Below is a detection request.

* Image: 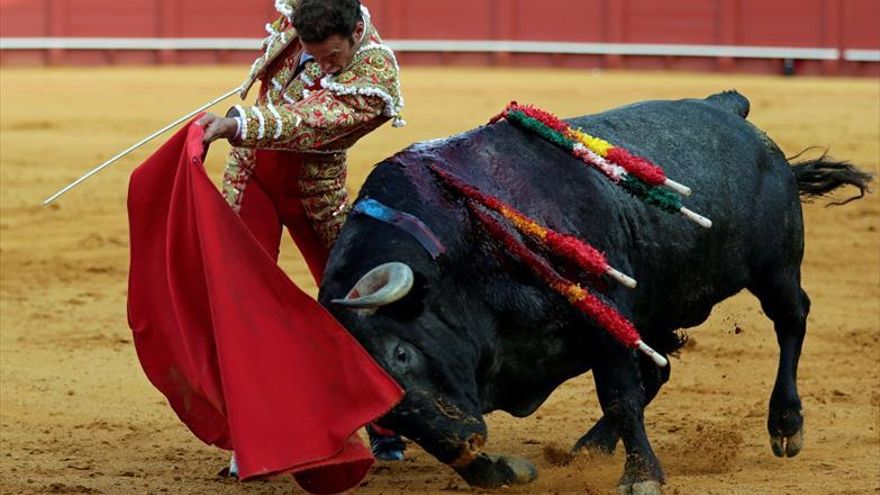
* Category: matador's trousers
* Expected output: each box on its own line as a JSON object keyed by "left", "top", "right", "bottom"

{"left": 224, "top": 149, "right": 349, "bottom": 283}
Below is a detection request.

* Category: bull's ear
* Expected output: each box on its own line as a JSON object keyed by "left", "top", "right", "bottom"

{"left": 331, "top": 262, "right": 414, "bottom": 313}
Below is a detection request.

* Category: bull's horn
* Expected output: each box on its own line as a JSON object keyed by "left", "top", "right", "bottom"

{"left": 331, "top": 262, "right": 414, "bottom": 310}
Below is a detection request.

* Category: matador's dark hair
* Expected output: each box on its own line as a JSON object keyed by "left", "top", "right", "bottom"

{"left": 293, "top": 0, "right": 362, "bottom": 44}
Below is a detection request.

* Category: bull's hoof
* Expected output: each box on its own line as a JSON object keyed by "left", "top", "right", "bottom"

{"left": 486, "top": 454, "right": 537, "bottom": 485}
{"left": 768, "top": 406, "right": 804, "bottom": 458}
{"left": 770, "top": 425, "right": 804, "bottom": 458}
{"left": 618, "top": 480, "right": 663, "bottom": 495}
{"left": 454, "top": 453, "right": 537, "bottom": 488}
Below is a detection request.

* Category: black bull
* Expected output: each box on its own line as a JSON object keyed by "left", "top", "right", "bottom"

{"left": 317, "top": 92, "right": 871, "bottom": 493}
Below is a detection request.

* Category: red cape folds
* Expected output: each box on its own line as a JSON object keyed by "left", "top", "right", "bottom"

{"left": 126, "top": 119, "right": 403, "bottom": 494}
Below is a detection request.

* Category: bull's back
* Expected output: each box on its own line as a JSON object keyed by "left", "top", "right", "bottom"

{"left": 567, "top": 96, "right": 803, "bottom": 330}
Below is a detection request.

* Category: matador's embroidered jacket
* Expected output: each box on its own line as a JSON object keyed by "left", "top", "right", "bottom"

{"left": 222, "top": 1, "right": 404, "bottom": 247}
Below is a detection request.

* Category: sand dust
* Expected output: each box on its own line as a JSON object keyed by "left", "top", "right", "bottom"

{"left": 1, "top": 67, "right": 878, "bottom": 494}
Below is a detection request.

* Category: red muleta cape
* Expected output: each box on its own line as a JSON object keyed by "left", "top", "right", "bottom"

{"left": 126, "top": 119, "right": 403, "bottom": 494}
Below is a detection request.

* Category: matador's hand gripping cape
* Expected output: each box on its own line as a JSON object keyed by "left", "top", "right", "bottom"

{"left": 127, "top": 120, "right": 403, "bottom": 494}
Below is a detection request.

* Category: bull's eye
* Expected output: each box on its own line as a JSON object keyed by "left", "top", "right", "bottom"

{"left": 394, "top": 345, "right": 408, "bottom": 363}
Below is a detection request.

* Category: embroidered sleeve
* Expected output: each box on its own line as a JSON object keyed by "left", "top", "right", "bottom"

{"left": 231, "top": 41, "right": 403, "bottom": 150}
{"left": 232, "top": 90, "right": 386, "bottom": 151}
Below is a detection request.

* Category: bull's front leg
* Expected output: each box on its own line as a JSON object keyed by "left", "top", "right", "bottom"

{"left": 593, "top": 346, "right": 664, "bottom": 495}
{"left": 574, "top": 352, "right": 671, "bottom": 455}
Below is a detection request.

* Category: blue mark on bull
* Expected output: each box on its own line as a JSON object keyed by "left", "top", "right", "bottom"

{"left": 352, "top": 198, "right": 446, "bottom": 259}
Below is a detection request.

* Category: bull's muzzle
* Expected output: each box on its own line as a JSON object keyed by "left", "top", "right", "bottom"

{"left": 448, "top": 433, "right": 486, "bottom": 468}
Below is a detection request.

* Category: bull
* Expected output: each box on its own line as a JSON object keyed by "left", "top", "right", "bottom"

{"left": 317, "top": 91, "right": 871, "bottom": 494}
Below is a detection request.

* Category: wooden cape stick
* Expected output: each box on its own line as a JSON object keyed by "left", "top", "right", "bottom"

{"left": 42, "top": 87, "right": 240, "bottom": 206}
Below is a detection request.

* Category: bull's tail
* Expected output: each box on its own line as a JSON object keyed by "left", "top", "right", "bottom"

{"left": 791, "top": 152, "right": 873, "bottom": 206}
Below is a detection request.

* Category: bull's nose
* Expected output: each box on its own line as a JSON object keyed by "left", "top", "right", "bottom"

{"left": 449, "top": 433, "right": 486, "bottom": 468}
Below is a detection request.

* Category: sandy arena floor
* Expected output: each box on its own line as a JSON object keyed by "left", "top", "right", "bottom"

{"left": 0, "top": 67, "right": 878, "bottom": 495}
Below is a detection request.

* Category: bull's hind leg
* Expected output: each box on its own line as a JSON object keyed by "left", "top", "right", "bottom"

{"left": 573, "top": 353, "right": 670, "bottom": 455}
{"left": 749, "top": 269, "right": 810, "bottom": 458}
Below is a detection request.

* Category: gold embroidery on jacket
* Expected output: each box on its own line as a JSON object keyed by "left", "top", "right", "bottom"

{"left": 224, "top": 6, "right": 401, "bottom": 248}
{"left": 299, "top": 152, "right": 350, "bottom": 247}
{"left": 222, "top": 147, "right": 256, "bottom": 212}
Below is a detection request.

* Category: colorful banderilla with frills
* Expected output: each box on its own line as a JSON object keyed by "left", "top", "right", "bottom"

{"left": 430, "top": 165, "right": 668, "bottom": 368}
{"left": 431, "top": 166, "right": 636, "bottom": 288}
{"left": 489, "top": 102, "right": 712, "bottom": 229}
